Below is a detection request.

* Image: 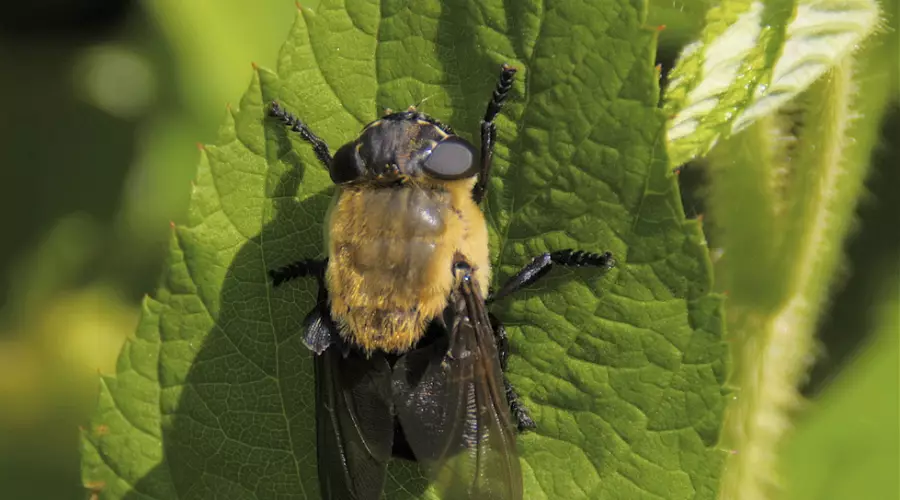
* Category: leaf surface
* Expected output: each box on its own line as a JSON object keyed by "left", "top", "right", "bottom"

{"left": 81, "top": 1, "right": 727, "bottom": 498}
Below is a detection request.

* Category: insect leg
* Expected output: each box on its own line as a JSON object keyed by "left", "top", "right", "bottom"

{"left": 269, "top": 258, "right": 333, "bottom": 352}
{"left": 269, "top": 101, "right": 333, "bottom": 168}
{"left": 268, "top": 258, "right": 327, "bottom": 287}
{"left": 489, "top": 313, "right": 536, "bottom": 432}
{"left": 472, "top": 64, "right": 517, "bottom": 204}
{"left": 489, "top": 250, "right": 615, "bottom": 303}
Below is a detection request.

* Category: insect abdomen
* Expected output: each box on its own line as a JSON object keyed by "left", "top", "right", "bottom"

{"left": 326, "top": 185, "right": 466, "bottom": 353}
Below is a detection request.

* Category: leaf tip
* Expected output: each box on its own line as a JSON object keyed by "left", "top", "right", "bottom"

{"left": 656, "top": 24, "right": 667, "bottom": 32}
{"left": 195, "top": 142, "right": 205, "bottom": 151}
{"left": 169, "top": 221, "right": 177, "bottom": 230}
{"left": 251, "top": 61, "right": 259, "bottom": 70}
{"left": 295, "top": 1, "right": 302, "bottom": 10}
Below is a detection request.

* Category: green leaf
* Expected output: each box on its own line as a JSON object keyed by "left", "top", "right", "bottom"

{"left": 663, "top": 0, "right": 880, "bottom": 166}
{"left": 81, "top": 1, "right": 728, "bottom": 498}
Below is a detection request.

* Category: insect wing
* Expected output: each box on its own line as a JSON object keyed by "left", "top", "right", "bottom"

{"left": 308, "top": 306, "right": 394, "bottom": 500}
{"left": 392, "top": 274, "right": 523, "bottom": 499}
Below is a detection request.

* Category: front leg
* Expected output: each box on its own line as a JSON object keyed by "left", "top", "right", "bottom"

{"left": 269, "top": 102, "right": 333, "bottom": 168}
{"left": 472, "top": 64, "right": 517, "bottom": 204}
{"left": 489, "top": 249, "right": 614, "bottom": 303}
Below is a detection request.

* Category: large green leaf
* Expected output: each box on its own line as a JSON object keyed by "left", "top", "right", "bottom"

{"left": 81, "top": 1, "right": 727, "bottom": 498}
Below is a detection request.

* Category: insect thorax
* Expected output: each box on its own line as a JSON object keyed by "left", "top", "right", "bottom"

{"left": 325, "top": 181, "right": 490, "bottom": 353}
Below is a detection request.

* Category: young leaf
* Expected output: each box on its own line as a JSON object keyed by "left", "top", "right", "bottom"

{"left": 664, "top": 0, "right": 880, "bottom": 166}
{"left": 81, "top": 1, "right": 728, "bottom": 498}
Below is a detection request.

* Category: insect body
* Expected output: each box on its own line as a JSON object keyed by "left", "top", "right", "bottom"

{"left": 324, "top": 115, "right": 490, "bottom": 353}
{"left": 269, "top": 65, "right": 614, "bottom": 500}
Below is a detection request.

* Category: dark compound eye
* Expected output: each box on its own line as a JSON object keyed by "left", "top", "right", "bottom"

{"left": 422, "top": 137, "right": 478, "bottom": 180}
{"left": 330, "top": 142, "right": 365, "bottom": 184}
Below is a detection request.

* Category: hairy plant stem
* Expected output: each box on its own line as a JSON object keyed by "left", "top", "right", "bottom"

{"left": 718, "top": 55, "right": 871, "bottom": 500}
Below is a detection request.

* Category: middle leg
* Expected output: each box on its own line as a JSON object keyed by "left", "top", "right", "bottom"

{"left": 489, "top": 249, "right": 614, "bottom": 303}
{"left": 269, "top": 258, "right": 327, "bottom": 287}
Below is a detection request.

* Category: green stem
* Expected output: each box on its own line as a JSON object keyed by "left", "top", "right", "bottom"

{"left": 719, "top": 54, "right": 875, "bottom": 499}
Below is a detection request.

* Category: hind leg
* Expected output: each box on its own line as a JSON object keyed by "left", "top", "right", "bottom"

{"left": 489, "top": 313, "right": 536, "bottom": 432}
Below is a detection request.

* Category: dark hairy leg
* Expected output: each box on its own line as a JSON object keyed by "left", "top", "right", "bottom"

{"left": 488, "top": 313, "right": 537, "bottom": 432}
{"left": 268, "top": 259, "right": 338, "bottom": 355}
{"left": 489, "top": 249, "right": 614, "bottom": 303}
{"left": 485, "top": 249, "right": 614, "bottom": 430}
{"left": 269, "top": 101, "right": 333, "bottom": 168}
{"left": 472, "top": 64, "right": 517, "bottom": 204}
{"left": 268, "top": 258, "right": 327, "bottom": 287}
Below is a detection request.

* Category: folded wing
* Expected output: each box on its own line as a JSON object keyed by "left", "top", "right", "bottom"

{"left": 308, "top": 306, "right": 394, "bottom": 500}
{"left": 392, "top": 268, "right": 523, "bottom": 499}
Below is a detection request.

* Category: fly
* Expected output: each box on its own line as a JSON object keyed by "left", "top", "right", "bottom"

{"left": 267, "top": 64, "right": 614, "bottom": 500}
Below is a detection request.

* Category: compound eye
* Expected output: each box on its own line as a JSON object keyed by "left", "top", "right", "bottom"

{"left": 330, "top": 142, "right": 365, "bottom": 184}
{"left": 422, "top": 137, "right": 477, "bottom": 180}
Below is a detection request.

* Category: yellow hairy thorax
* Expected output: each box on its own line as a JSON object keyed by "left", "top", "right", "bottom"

{"left": 325, "top": 178, "right": 490, "bottom": 353}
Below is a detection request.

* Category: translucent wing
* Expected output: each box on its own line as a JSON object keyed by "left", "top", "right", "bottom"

{"left": 307, "top": 305, "right": 394, "bottom": 500}
{"left": 392, "top": 268, "right": 523, "bottom": 499}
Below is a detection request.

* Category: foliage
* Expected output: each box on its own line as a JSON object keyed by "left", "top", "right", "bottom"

{"left": 71, "top": 0, "right": 896, "bottom": 498}
{"left": 82, "top": 0, "right": 728, "bottom": 498}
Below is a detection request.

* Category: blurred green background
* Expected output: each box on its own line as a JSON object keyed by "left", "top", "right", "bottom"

{"left": 0, "top": 0, "right": 895, "bottom": 498}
